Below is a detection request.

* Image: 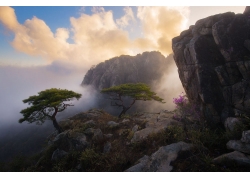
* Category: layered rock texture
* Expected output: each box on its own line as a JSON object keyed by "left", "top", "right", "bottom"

{"left": 213, "top": 116, "right": 250, "bottom": 167}
{"left": 81, "top": 51, "right": 172, "bottom": 90}
{"left": 125, "top": 141, "right": 193, "bottom": 172}
{"left": 130, "top": 110, "right": 180, "bottom": 143}
{"left": 172, "top": 10, "right": 250, "bottom": 124}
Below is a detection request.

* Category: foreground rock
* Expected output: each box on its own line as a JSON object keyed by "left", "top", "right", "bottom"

{"left": 241, "top": 130, "right": 250, "bottom": 143}
{"left": 49, "top": 130, "right": 89, "bottom": 152}
{"left": 214, "top": 119, "right": 250, "bottom": 167}
{"left": 84, "top": 128, "right": 104, "bottom": 141}
{"left": 226, "top": 128, "right": 250, "bottom": 155}
{"left": 125, "top": 141, "right": 193, "bottom": 172}
{"left": 107, "top": 121, "right": 119, "bottom": 128}
{"left": 51, "top": 149, "right": 68, "bottom": 161}
{"left": 131, "top": 110, "right": 180, "bottom": 143}
{"left": 227, "top": 140, "right": 250, "bottom": 154}
{"left": 172, "top": 10, "right": 250, "bottom": 125}
{"left": 213, "top": 151, "right": 250, "bottom": 167}
{"left": 68, "top": 109, "right": 105, "bottom": 120}
{"left": 224, "top": 117, "right": 243, "bottom": 131}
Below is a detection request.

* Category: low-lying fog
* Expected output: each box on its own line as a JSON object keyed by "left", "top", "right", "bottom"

{"left": 0, "top": 58, "right": 183, "bottom": 162}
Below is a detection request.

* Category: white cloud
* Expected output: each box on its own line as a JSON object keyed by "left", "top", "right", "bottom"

{"left": 0, "top": 6, "right": 189, "bottom": 68}
{"left": 0, "top": 6, "right": 19, "bottom": 31}
{"left": 116, "top": 7, "right": 135, "bottom": 28}
{"left": 137, "top": 6, "right": 189, "bottom": 55}
{"left": 91, "top": 6, "right": 105, "bottom": 14}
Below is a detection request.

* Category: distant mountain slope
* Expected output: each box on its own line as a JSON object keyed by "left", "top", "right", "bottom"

{"left": 81, "top": 51, "right": 173, "bottom": 90}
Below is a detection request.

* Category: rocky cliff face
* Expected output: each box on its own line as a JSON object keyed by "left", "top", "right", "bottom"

{"left": 81, "top": 51, "right": 172, "bottom": 90}
{"left": 172, "top": 9, "right": 250, "bottom": 124}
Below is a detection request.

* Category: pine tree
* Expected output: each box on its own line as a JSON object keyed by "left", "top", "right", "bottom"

{"left": 19, "top": 88, "right": 82, "bottom": 133}
{"left": 101, "top": 83, "right": 165, "bottom": 118}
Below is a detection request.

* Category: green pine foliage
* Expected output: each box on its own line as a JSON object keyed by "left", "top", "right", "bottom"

{"left": 101, "top": 83, "right": 165, "bottom": 117}
{"left": 19, "top": 88, "right": 82, "bottom": 132}
{"left": 101, "top": 83, "right": 164, "bottom": 102}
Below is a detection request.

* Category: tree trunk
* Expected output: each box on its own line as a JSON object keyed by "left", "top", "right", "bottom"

{"left": 51, "top": 107, "right": 63, "bottom": 133}
{"left": 52, "top": 118, "right": 63, "bottom": 133}
{"left": 118, "top": 107, "right": 129, "bottom": 118}
{"left": 118, "top": 99, "right": 136, "bottom": 118}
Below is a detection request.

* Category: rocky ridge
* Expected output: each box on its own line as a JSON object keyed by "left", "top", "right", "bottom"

{"left": 21, "top": 108, "right": 250, "bottom": 172}
{"left": 34, "top": 109, "right": 189, "bottom": 172}
{"left": 29, "top": 109, "right": 197, "bottom": 172}
{"left": 2, "top": 107, "right": 250, "bottom": 171}
{"left": 81, "top": 51, "right": 173, "bottom": 90}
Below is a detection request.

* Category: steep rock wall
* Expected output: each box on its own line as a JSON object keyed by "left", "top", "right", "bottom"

{"left": 172, "top": 9, "right": 250, "bottom": 124}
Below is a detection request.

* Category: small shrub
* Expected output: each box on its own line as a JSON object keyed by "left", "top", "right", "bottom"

{"left": 172, "top": 93, "right": 202, "bottom": 122}
{"left": 121, "top": 114, "right": 131, "bottom": 119}
{"left": 223, "top": 115, "right": 250, "bottom": 140}
{"left": 236, "top": 114, "right": 250, "bottom": 130}
{"left": 80, "top": 148, "right": 101, "bottom": 171}
{"left": 165, "top": 125, "right": 186, "bottom": 142}
{"left": 51, "top": 151, "right": 80, "bottom": 172}
{"left": 127, "top": 130, "right": 134, "bottom": 140}
{"left": 75, "top": 123, "right": 93, "bottom": 133}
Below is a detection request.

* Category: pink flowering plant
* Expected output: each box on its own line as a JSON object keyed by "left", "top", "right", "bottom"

{"left": 173, "top": 92, "right": 201, "bottom": 122}
{"left": 173, "top": 92, "right": 187, "bottom": 107}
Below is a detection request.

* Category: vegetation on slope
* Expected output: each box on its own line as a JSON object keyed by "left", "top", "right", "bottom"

{"left": 1, "top": 107, "right": 250, "bottom": 172}
{"left": 1, "top": 89, "right": 250, "bottom": 172}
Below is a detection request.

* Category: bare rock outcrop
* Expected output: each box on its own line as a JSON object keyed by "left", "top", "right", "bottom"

{"left": 213, "top": 151, "right": 250, "bottom": 167}
{"left": 172, "top": 11, "right": 250, "bottom": 125}
{"left": 131, "top": 110, "right": 180, "bottom": 143}
{"left": 81, "top": 51, "right": 173, "bottom": 90}
{"left": 125, "top": 141, "right": 193, "bottom": 172}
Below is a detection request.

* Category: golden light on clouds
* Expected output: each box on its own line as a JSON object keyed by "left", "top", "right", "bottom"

{"left": 69, "top": 9, "right": 131, "bottom": 64}
{"left": 137, "top": 6, "right": 189, "bottom": 54}
{"left": 0, "top": 6, "right": 19, "bottom": 31}
{"left": 0, "top": 6, "right": 188, "bottom": 68}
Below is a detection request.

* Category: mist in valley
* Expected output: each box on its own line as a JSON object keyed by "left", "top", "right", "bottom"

{"left": 0, "top": 54, "right": 184, "bottom": 162}
{"left": 0, "top": 62, "right": 98, "bottom": 162}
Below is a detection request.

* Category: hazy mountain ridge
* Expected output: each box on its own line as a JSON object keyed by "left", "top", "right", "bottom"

{"left": 82, "top": 51, "right": 173, "bottom": 90}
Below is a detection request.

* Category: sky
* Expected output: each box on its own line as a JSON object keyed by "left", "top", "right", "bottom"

{"left": 0, "top": 5, "right": 245, "bottom": 67}
{"left": 0, "top": 3, "right": 247, "bottom": 128}
{"left": 0, "top": 6, "right": 188, "bottom": 67}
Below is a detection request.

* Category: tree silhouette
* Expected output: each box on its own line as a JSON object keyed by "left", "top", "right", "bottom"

{"left": 19, "top": 88, "right": 82, "bottom": 133}
{"left": 101, "top": 83, "right": 165, "bottom": 118}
